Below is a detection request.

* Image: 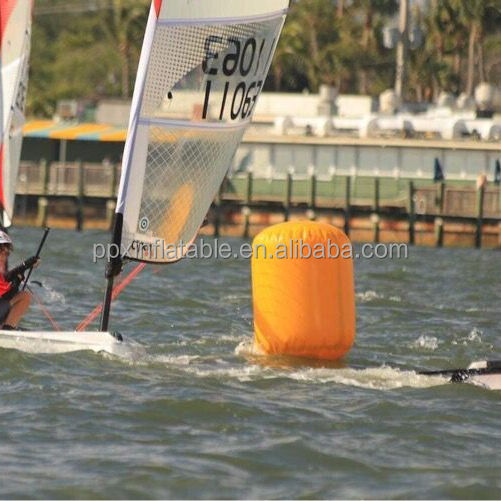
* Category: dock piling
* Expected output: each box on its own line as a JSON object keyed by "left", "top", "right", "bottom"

{"left": 344, "top": 176, "right": 351, "bottom": 236}
{"left": 408, "top": 180, "right": 415, "bottom": 245}
{"left": 372, "top": 178, "right": 380, "bottom": 242}
{"left": 475, "top": 183, "right": 485, "bottom": 249}
{"left": 308, "top": 171, "right": 317, "bottom": 220}
{"left": 105, "top": 200, "right": 116, "bottom": 231}
{"left": 76, "top": 160, "right": 84, "bottom": 232}
{"left": 213, "top": 180, "right": 224, "bottom": 237}
{"left": 36, "top": 197, "right": 48, "bottom": 228}
{"left": 434, "top": 217, "right": 444, "bottom": 247}
{"left": 283, "top": 171, "right": 292, "bottom": 221}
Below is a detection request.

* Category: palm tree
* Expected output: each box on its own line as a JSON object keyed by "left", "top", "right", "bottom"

{"left": 410, "top": 0, "right": 461, "bottom": 99}
{"left": 451, "top": 0, "right": 498, "bottom": 96}
{"left": 278, "top": 0, "right": 343, "bottom": 92}
{"left": 101, "top": 0, "right": 149, "bottom": 98}
{"left": 353, "top": 0, "right": 397, "bottom": 94}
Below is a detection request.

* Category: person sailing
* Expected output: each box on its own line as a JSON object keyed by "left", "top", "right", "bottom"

{"left": 0, "top": 231, "right": 40, "bottom": 330}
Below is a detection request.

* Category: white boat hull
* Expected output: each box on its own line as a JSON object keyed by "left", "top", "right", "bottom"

{"left": 0, "top": 330, "right": 127, "bottom": 355}
{"left": 469, "top": 374, "right": 501, "bottom": 391}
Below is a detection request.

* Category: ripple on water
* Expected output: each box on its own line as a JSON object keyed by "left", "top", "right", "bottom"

{"left": 1, "top": 229, "right": 501, "bottom": 498}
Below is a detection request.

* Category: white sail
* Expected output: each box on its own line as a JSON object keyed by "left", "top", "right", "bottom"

{"left": 0, "top": 0, "right": 32, "bottom": 226}
{"left": 116, "top": 0, "right": 289, "bottom": 263}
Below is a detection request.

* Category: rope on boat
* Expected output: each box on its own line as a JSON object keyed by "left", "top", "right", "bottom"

{"left": 76, "top": 262, "right": 147, "bottom": 332}
{"left": 28, "top": 286, "right": 62, "bottom": 332}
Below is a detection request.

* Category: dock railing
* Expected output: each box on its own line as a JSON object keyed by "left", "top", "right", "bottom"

{"left": 17, "top": 160, "right": 501, "bottom": 217}
{"left": 15, "top": 160, "right": 501, "bottom": 246}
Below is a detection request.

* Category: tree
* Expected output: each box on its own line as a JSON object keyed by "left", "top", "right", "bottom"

{"left": 354, "top": 0, "right": 397, "bottom": 94}
{"left": 407, "top": 1, "right": 460, "bottom": 100}
{"left": 26, "top": 0, "right": 501, "bottom": 115}
{"left": 450, "top": 0, "right": 501, "bottom": 95}
{"left": 100, "top": 0, "right": 149, "bottom": 98}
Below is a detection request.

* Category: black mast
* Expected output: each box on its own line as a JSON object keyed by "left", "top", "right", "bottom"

{"left": 99, "top": 213, "right": 124, "bottom": 331}
{"left": 22, "top": 227, "right": 50, "bottom": 291}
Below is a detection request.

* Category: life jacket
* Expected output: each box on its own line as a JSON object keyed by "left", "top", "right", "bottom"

{"left": 0, "top": 257, "right": 35, "bottom": 299}
{"left": 0, "top": 273, "right": 12, "bottom": 297}
{"left": 0, "top": 258, "right": 11, "bottom": 297}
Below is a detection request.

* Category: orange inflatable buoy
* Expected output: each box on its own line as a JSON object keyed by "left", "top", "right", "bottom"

{"left": 251, "top": 221, "right": 356, "bottom": 360}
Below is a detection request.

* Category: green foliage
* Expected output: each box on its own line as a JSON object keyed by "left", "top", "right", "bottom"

{"left": 27, "top": 0, "right": 501, "bottom": 116}
{"left": 272, "top": 0, "right": 500, "bottom": 99}
{"left": 28, "top": 1, "right": 149, "bottom": 117}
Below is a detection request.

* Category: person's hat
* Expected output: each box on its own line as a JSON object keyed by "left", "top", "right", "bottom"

{"left": 0, "top": 231, "right": 13, "bottom": 245}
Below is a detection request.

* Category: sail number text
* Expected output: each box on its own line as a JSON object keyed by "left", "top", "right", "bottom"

{"left": 201, "top": 35, "right": 276, "bottom": 121}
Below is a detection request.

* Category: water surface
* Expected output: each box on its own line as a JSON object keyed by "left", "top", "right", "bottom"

{"left": 1, "top": 228, "right": 500, "bottom": 499}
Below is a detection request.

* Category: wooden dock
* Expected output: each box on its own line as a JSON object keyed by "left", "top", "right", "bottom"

{"left": 13, "top": 160, "right": 501, "bottom": 248}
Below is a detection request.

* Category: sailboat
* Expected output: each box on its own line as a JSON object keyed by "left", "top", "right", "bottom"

{"left": 0, "top": 3, "right": 499, "bottom": 392}
{"left": 0, "top": 0, "right": 32, "bottom": 228}
{"left": 0, "top": 0, "right": 291, "bottom": 354}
